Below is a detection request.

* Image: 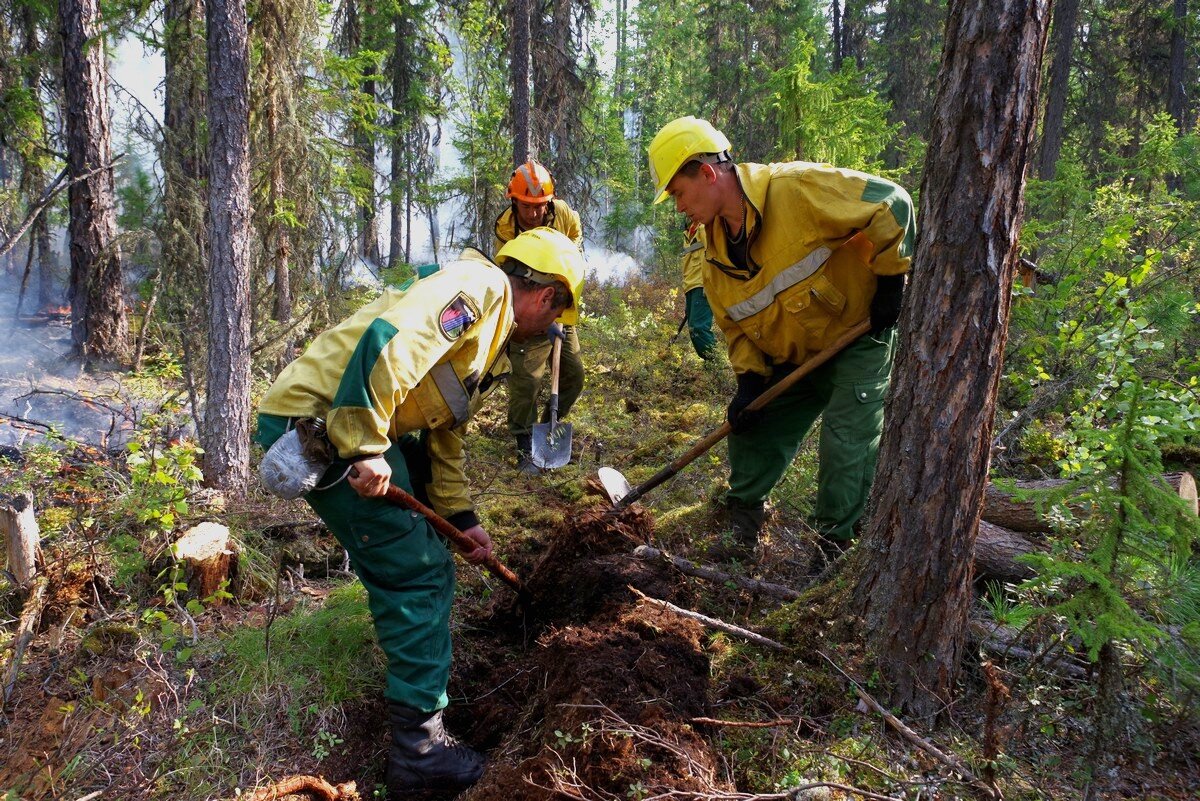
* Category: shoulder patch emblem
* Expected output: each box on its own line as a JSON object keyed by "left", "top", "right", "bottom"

{"left": 439, "top": 293, "right": 479, "bottom": 341}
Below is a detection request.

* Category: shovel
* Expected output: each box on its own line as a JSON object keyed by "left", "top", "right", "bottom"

{"left": 600, "top": 321, "right": 872, "bottom": 510}
{"left": 531, "top": 335, "right": 572, "bottom": 469}
{"left": 382, "top": 485, "right": 527, "bottom": 598}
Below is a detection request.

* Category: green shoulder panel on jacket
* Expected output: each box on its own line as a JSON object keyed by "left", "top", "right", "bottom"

{"left": 332, "top": 317, "right": 401, "bottom": 410}
{"left": 861, "top": 177, "right": 916, "bottom": 258}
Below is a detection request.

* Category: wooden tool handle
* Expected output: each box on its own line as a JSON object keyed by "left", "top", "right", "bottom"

{"left": 549, "top": 335, "right": 563, "bottom": 397}
{"left": 616, "top": 321, "right": 872, "bottom": 510}
{"left": 383, "top": 485, "right": 524, "bottom": 593}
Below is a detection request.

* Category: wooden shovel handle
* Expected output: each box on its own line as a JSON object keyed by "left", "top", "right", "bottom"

{"left": 383, "top": 485, "right": 524, "bottom": 594}
{"left": 615, "top": 321, "right": 872, "bottom": 510}
{"left": 549, "top": 334, "right": 563, "bottom": 397}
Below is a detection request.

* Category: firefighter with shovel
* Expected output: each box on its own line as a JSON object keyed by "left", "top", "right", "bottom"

{"left": 494, "top": 159, "right": 586, "bottom": 473}
{"left": 255, "top": 228, "right": 583, "bottom": 794}
{"left": 646, "top": 116, "right": 916, "bottom": 563}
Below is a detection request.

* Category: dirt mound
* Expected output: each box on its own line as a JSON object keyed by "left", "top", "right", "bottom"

{"left": 453, "top": 503, "right": 730, "bottom": 800}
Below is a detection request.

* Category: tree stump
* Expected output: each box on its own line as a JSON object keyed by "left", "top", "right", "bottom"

{"left": 172, "top": 522, "right": 239, "bottom": 602}
{"left": 982, "top": 471, "right": 1197, "bottom": 532}
{"left": 1, "top": 492, "right": 41, "bottom": 587}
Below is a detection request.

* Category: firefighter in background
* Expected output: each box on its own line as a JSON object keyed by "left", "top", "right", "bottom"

{"left": 493, "top": 159, "right": 586, "bottom": 473}
{"left": 680, "top": 222, "right": 717, "bottom": 360}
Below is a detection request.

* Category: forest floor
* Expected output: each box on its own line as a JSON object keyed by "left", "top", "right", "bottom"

{"left": 1, "top": 274, "right": 1198, "bottom": 800}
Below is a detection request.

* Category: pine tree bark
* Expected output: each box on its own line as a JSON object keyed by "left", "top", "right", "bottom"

{"left": 204, "top": 0, "right": 252, "bottom": 491}
{"left": 510, "top": 0, "right": 532, "bottom": 165}
{"left": 851, "top": 0, "right": 1052, "bottom": 717}
{"left": 60, "top": 0, "right": 129, "bottom": 363}
{"left": 1036, "top": 0, "right": 1080, "bottom": 179}
{"left": 1166, "top": 0, "right": 1188, "bottom": 134}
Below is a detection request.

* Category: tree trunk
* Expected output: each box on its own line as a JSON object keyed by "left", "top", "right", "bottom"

{"left": 510, "top": 0, "right": 531, "bottom": 165}
{"left": 162, "top": 0, "right": 209, "bottom": 385}
{"left": 1166, "top": 0, "right": 1189, "bottom": 133}
{"left": 1036, "top": 0, "right": 1080, "bottom": 180}
{"left": 831, "top": 0, "right": 843, "bottom": 68}
{"left": 268, "top": 97, "right": 292, "bottom": 325}
{"left": 388, "top": 10, "right": 410, "bottom": 271}
{"left": 851, "top": 0, "right": 1052, "bottom": 717}
{"left": 204, "top": 0, "right": 252, "bottom": 491}
{"left": 60, "top": 0, "right": 129, "bottom": 363}
{"left": 346, "top": 0, "right": 380, "bottom": 264}
{"left": 19, "top": 3, "right": 58, "bottom": 311}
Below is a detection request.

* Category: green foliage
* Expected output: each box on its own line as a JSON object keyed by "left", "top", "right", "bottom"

{"left": 216, "top": 582, "right": 384, "bottom": 704}
{"left": 1020, "top": 367, "right": 1199, "bottom": 681}
{"left": 121, "top": 428, "right": 205, "bottom": 534}
{"left": 770, "top": 36, "right": 895, "bottom": 172}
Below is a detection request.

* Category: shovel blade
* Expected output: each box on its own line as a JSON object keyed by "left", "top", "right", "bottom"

{"left": 531, "top": 422, "right": 572, "bottom": 469}
{"left": 597, "top": 467, "right": 633, "bottom": 505}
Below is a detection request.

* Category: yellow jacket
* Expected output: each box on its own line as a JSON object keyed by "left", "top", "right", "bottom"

{"left": 493, "top": 198, "right": 583, "bottom": 256}
{"left": 260, "top": 249, "right": 513, "bottom": 521}
{"left": 704, "top": 162, "right": 915, "bottom": 376}
{"left": 680, "top": 224, "right": 706, "bottom": 293}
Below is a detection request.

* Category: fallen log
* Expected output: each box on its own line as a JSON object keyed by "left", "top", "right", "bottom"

{"left": 983, "top": 471, "right": 1197, "bottom": 532}
{"left": 1, "top": 491, "right": 41, "bottom": 587}
{"left": 974, "top": 520, "right": 1044, "bottom": 584}
{"left": 172, "top": 522, "right": 239, "bottom": 602}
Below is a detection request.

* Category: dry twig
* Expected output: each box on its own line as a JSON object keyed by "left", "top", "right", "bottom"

{"left": 627, "top": 586, "right": 787, "bottom": 650}
{"left": 817, "top": 651, "right": 999, "bottom": 800}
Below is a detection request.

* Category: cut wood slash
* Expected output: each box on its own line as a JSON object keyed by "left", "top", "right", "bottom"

{"left": 599, "top": 320, "right": 872, "bottom": 509}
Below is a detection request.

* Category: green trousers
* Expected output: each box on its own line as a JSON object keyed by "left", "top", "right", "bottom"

{"left": 256, "top": 414, "right": 454, "bottom": 712}
{"left": 685, "top": 288, "right": 717, "bottom": 360}
{"left": 727, "top": 329, "right": 897, "bottom": 542}
{"left": 507, "top": 325, "right": 584, "bottom": 437}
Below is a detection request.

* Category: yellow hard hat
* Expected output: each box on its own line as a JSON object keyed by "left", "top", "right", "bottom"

{"left": 495, "top": 227, "right": 585, "bottom": 325}
{"left": 647, "top": 116, "right": 732, "bottom": 204}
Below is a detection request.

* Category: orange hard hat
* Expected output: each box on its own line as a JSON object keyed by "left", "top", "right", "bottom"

{"left": 506, "top": 160, "right": 555, "bottom": 205}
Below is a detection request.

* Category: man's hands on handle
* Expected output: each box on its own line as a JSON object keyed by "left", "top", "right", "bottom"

{"left": 546, "top": 322, "right": 566, "bottom": 343}
{"left": 348, "top": 455, "right": 391, "bottom": 497}
{"left": 350, "top": 458, "right": 494, "bottom": 563}
{"left": 727, "top": 372, "right": 768, "bottom": 434}
{"left": 869, "top": 273, "right": 906, "bottom": 335}
{"left": 459, "top": 525, "right": 494, "bottom": 564}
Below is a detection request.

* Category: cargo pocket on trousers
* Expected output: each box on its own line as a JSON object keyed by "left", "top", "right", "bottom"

{"left": 345, "top": 500, "right": 431, "bottom": 585}
{"left": 851, "top": 378, "right": 889, "bottom": 441}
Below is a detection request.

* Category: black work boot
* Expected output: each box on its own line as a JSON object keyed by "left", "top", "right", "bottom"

{"left": 514, "top": 434, "right": 539, "bottom": 476}
{"left": 706, "top": 498, "right": 764, "bottom": 562}
{"left": 386, "top": 703, "right": 485, "bottom": 794}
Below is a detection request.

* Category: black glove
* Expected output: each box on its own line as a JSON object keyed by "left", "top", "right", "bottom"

{"left": 727, "top": 372, "right": 768, "bottom": 434}
{"left": 546, "top": 322, "right": 566, "bottom": 343}
{"left": 869, "top": 274, "right": 906, "bottom": 335}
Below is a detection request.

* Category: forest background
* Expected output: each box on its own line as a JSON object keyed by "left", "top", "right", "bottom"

{"left": 0, "top": 0, "right": 1199, "bottom": 799}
